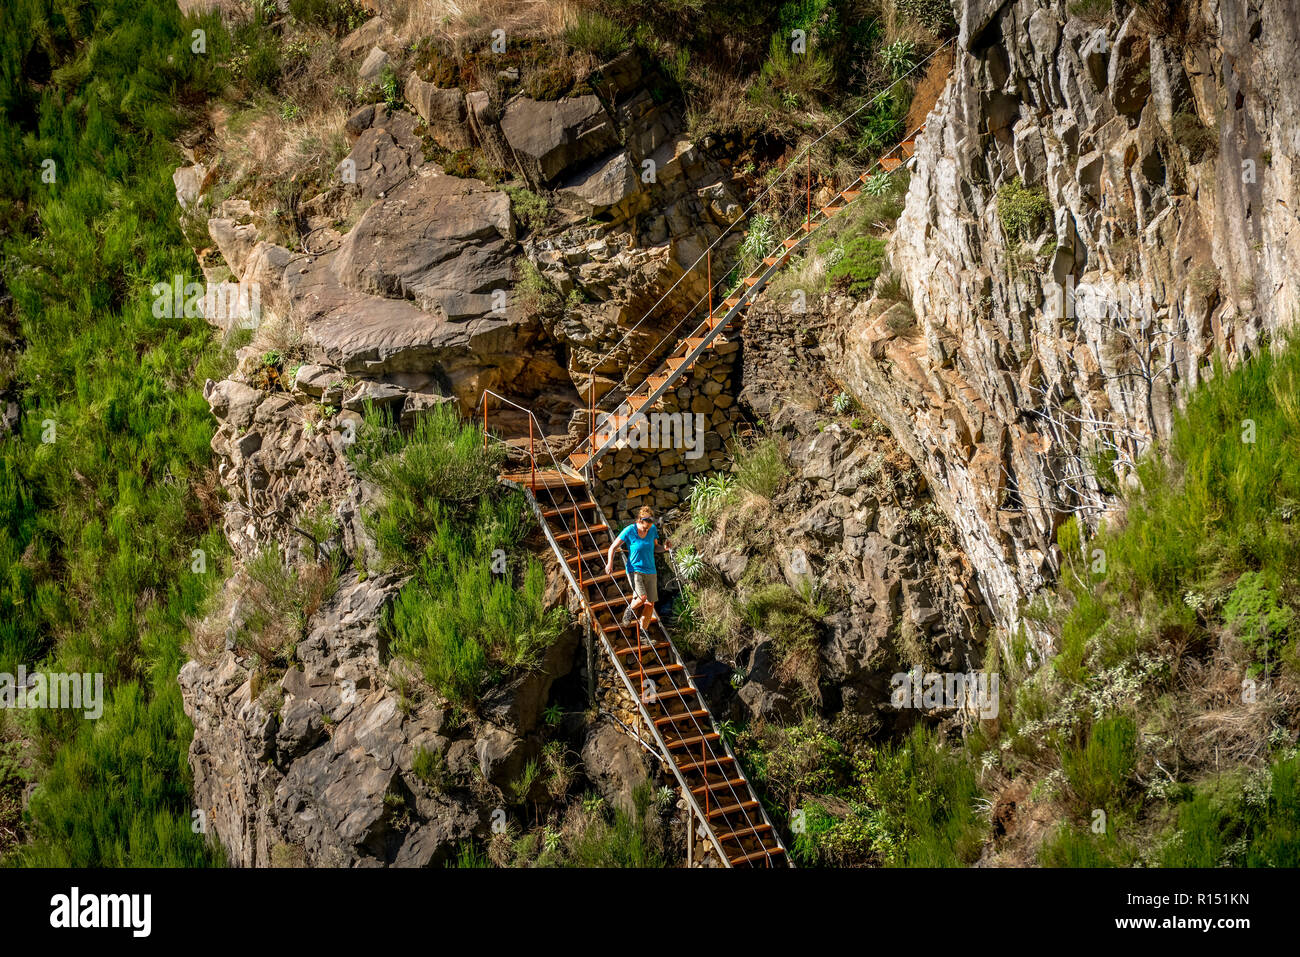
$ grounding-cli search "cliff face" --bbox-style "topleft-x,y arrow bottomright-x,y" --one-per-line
831,0 -> 1300,639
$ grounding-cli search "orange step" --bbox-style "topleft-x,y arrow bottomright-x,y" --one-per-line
729,846 -> 786,866
553,523 -> 607,544
665,731 -> 720,750
840,189 -> 861,201
715,822 -> 774,843
542,501 -> 596,519
654,708 -> 711,728
666,356 -> 689,371
675,752 -> 732,775
612,638 -> 673,657
690,776 -> 748,795
881,155 -> 902,171
567,452 -> 591,470
706,799 -> 761,820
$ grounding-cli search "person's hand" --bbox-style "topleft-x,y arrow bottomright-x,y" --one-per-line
604,563 -> 613,576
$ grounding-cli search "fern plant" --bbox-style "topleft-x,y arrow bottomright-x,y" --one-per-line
675,545 -> 704,582
864,171 -> 892,196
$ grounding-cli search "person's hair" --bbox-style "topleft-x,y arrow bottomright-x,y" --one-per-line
637,506 -> 654,520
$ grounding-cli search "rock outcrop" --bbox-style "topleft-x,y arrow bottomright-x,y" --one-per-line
829,0 -> 1300,643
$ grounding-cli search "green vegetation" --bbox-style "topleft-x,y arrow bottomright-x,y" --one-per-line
734,435 -> 786,499
450,782 -> 669,868
986,337 -> 1300,865
1067,0 -> 1114,20
565,9 -> 631,61
503,184 -> 552,233
0,0 -> 235,865
514,258 -> 564,318
824,234 -> 888,297
770,168 -> 909,301
737,718 -> 985,867
351,405 -> 566,708
742,584 -> 825,696
996,175 -> 1052,243
561,783 -> 668,867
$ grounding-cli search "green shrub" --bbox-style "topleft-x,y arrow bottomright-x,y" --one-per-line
1159,756 -> 1300,867
355,405 -> 565,708
996,176 -> 1052,243
733,436 -> 785,498
1172,109 -> 1219,162
514,258 -> 564,317
856,90 -> 907,156
897,0 -> 958,33
562,782 -> 666,867
288,0 -> 369,36
503,184 -> 551,233
0,0 -> 233,866
742,584 -> 822,692
824,234 -> 888,297
1060,714 -> 1138,811
1223,569 -> 1295,672
1067,0 -> 1114,19
565,10 -> 631,61
868,726 -> 987,866
750,33 -> 834,109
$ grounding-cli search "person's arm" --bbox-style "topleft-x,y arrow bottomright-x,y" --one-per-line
605,532 -> 625,575
651,524 -> 670,553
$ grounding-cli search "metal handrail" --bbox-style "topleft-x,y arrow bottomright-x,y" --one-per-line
576,124 -> 927,475
579,37 -> 956,381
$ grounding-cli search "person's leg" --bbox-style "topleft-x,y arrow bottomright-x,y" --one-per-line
637,573 -> 658,630
623,575 -> 647,625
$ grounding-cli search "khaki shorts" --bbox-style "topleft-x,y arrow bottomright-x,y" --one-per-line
632,572 -> 658,602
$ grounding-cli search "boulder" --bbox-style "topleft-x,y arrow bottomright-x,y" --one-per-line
405,73 -> 469,150
499,95 -> 619,185
206,379 -> 262,430
580,720 -> 650,816
341,16 -> 388,57
331,168 -> 515,320
173,163 -> 206,212
358,46 -> 389,86
475,724 -> 529,787
557,149 -> 641,214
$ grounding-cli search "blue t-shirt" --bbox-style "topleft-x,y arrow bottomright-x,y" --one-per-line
618,523 -> 658,574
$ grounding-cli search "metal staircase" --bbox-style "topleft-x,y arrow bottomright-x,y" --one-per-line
566,122 -> 928,476
484,392 -> 790,866
474,43 -> 953,865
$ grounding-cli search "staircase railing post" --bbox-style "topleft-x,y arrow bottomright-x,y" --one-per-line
707,249 -> 712,326
687,804 -> 695,867
529,415 -> 535,490
703,738 -> 709,816
585,612 -> 595,704
482,394 -> 488,451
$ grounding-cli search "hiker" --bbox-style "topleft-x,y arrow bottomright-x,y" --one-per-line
604,505 -> 670,632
